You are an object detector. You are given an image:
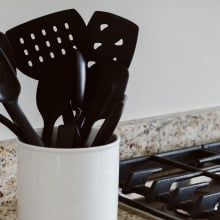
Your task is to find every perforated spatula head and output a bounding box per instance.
[6,9,88,80]
[87,11,139,68]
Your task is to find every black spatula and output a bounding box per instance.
[6,9,88,80]
[6,9,88,146]
[78,11,138,145]
[36,65,74,146]
[87,11,139,67]
[0,48,43,146]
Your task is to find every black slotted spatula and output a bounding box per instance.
[79,11,138,146]
[6,9,89,146]
[87,11,139,68]
[6,9,88,80]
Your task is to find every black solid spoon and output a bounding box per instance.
[36,62,74,147]
[0,48,43,146]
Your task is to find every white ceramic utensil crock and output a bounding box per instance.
[17,132,120,220]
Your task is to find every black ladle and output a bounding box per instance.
[0,32,25,140]
[0,48,43,146]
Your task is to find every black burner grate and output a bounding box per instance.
[119,142,220,220]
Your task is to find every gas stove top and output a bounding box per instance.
[119,142,220,220]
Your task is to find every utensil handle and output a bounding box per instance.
[3,101,44,146]
[62,103,75,125]
[92,95,127,146]
[80,83,115,146]
[0,113,24,140]
[41,121,54,147]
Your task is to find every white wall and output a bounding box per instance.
[0,0,220,140]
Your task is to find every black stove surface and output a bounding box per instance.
[119,142,220,220]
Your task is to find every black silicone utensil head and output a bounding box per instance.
[84,60,129,116]
[36,66,74,146]
[6,9,89,146]
[87,11,139,68]
[0,48,43,146]
[80,60,129,145]
[0,48,20,102]
[0,32,16,70]
[71,49,86,110]
[6,9,88,80]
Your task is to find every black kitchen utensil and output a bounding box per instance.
[56,50,86,147]
[72,50,86,112]
[0,113,23,139]
[87,11,139,68]
[36,65,74,146]
[78,11,138,146]
[0,32,16,70]
[6,9,88,80]
[0,32,26,141]
[80,60,129,146]
[0,48,43,145]
[6,9,89,146]
[71,49,86,146]
[91,94,127,146]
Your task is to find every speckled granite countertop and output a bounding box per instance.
[2,107,220,219]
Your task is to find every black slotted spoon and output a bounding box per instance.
[6,9,88,146]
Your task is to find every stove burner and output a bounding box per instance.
[119,142,220,220]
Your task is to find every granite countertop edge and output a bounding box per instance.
[2,106,220,219]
